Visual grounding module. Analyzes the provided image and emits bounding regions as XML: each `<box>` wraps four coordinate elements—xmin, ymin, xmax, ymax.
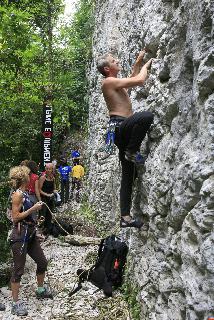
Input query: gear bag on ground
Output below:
<box><xmin>69</xmin><ymin>235</ymin><xmax>128</xmax><ymax>297</ymax></box>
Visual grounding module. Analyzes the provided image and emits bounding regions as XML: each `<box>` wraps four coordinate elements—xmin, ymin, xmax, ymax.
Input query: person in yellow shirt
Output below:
<box><xmin>71</xmin><ymin>159</ymin><xmax>84</xmax><ymax>202</ymax></box>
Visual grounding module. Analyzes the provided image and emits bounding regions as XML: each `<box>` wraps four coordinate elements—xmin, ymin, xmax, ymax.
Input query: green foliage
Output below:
<box><xmin>121</xmin><ymin>281</ymin><xmax>141</xmax><ymax>320</ymax></box>
<box><xmin>53</xmin><ymin>0</ymin><xmax>94</xmax><ymax>129</ymax></box>
<box><xmin>0</xmin><ymin>0</ymin><xmax>94</xmax><ymax>168</ymax></box>
<box><xmin>0</xmin><ymin>0</ymin><xmax>63</xmax><ymax>172</ymax></box>
<box><xmin>0</xmin><ymin>223</ymin><xmax>10</xmax><ymax>264</ymax></box>
<box><xmin>0</xmin><ymin>0</ymin><xmax>94</xmax><ymax>263</ymax></box>
<box><xmin>75</xmin><ymin>198</ymin><xmax>96</xmax><ymax>223</ymax></box>
<box><xmin>94</xmin><ymin>296</ymin><xmax>130</xmax><ymax>320</ymax></box>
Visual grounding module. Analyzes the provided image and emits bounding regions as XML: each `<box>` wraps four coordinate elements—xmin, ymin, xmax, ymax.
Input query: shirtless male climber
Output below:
<box><xmin>97</xmin><ymin>49</ymin><xmax>154</xmax><ymax>228</ymax></box>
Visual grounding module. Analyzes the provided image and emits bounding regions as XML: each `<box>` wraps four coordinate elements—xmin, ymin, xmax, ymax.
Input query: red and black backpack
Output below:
<box><xmin>70</xmin><ymin>235</ymin><xmax>128</xmax><ymax>297</ymax></box>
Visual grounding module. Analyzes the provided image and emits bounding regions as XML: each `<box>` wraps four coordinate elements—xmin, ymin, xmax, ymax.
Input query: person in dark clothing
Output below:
<box><xmin>39</xmin><ymin>163</ymin><xmax>56</xmax><ymax>235</ymax></box>
<box><xmin>26</xmin><ymin>160</ymin><xmax>41</xmax><ymax>222</ymax></box>
<box><xmin>58</xmin><ymin>158</ymin><xmax>71</xmax><ymax>204</ymax></box>
<box><xmin>97</xmin><ymin>49</ymin><xmax>154</xmax><ymax>228</ymax></box>
<box><xmin>9</xmin><ymin>165</ymin><xmax>52</xmax><ymax>316</ymax></box>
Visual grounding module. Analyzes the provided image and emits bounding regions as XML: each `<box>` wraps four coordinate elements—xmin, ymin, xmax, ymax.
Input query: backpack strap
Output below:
<box><xmin>93</xmin><ymin>238</ymin><xmax>105</xmax><ymax>268</ymax></box>
<box><xmin>16</xmin><ymin>189</ymin><xmax>25</xmax><ymax>212</ymax></box>
<box><xmin>69</xmin><ymin>269</ymin><xmax>89</xmax><ymax>297</ymax></box>
<box><xmin>69</xmin><ymin>281</ymin><xmax>82</xmax><ymax>297</ymax></box>
<box><xmin>97</xmin><ymin>238</ymin><xmax>105</xmax><ymax>258</ymax></box>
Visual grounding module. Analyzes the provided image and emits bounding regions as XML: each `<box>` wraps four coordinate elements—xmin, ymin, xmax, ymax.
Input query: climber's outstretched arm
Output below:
<box><xmin>130</xmin><ymin>50</ymin><xmax>146</xmax><ymax>77</ymax></box>
<box><xmin>103</xmin><ymin>59</ymin><xmax>153</xmax><ymax>90</ymax></box>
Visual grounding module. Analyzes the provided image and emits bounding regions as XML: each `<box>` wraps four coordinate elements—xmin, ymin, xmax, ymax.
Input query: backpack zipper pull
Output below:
<box><xmin>114</xmin><ymin>259</ymin><xmax>119</xmax><ymax>269</ymax></box>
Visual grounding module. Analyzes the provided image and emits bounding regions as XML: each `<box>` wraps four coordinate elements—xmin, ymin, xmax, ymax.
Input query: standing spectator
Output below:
<box><xmin>71</xmin><ymin>150</ymin><xmax>80</xmax><ymax>159</ymax></box>
<box><xmin>26</xmin><ymin>161</ymin><xmax>41</xmax><ymax>220</ymax></box>
<box><xmin>9</xmin><ymin>165</ymin><xmax>52</xmax><ymax>316</ymax></box>
<box><xmin>71</xmin><ymin>159</ymin><xmax>84</xmax><ymax>202</ymax></box>
<box><xmin>58</xmin><ymin>158</ymin><xmax>71</xmax><ymax>204</ymax></box>
<box><xmin>39</xmin><ymin>163</ymin><xmax>56</xmax><ymax>235</ymax></box>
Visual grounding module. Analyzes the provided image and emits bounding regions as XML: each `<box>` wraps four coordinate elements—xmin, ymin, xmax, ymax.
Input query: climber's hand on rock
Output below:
<box><xmin>144</xmin><ymin>58</ymin><xmax>153</xmax><ymax>70</ymax></box>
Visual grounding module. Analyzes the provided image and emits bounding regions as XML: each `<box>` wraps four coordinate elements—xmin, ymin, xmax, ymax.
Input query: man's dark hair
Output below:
<box><xmin>27</xmin><ymin>160</ymin><xmax>38</xmax><ymax>174</ymax></box>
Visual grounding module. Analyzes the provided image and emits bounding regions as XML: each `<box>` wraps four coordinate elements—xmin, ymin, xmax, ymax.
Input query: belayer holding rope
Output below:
<box><xmin>97</xmin><ymin>49</ymin><xmax>154</xmax><ymax>228</ymax></box>
<box><xmin>9</xmin><ymin>165</ymin><xmax>52</xmax><ymax>317</ymax></box>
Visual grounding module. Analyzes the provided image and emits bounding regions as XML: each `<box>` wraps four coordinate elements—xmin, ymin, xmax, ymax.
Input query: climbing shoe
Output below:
<box><xmin>36</xmin><ymin>286</ymin><xmax>53</xmax><ymax>300</ymax></box>
<box><xmin>0</xmin><ymin>303</ymin><xmax>5</xmax><ymax>311</ymax></box>
<box><xmin>125</xmin><ymin>151</ymin><xmax>146</xmax><ymax>165</ymax></box>
<box><xmin>120</xmin><ymin>217</ymin><xmax>143</xmax><ymax>229</ymax></box>
<box><xmin>11</xmin><ymin>301</ymin><xmax>28</xmax><ymax>316</ymax></box>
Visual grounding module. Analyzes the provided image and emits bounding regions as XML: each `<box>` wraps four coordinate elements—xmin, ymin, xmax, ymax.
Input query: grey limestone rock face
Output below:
<box><xmin>86</xmin><ymin>0</ymin><xmax>214</xmax><ymax>319</ymax></box>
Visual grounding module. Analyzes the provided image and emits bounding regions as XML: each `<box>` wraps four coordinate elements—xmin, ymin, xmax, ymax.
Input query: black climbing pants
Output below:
<box><xmin>61</xmin><ymin>179</ymin><xmax>70</xmax><ymax>203</ymax></box>
<box><xmin>113</xmin><ymin>111</ymin><xmax>154</xmax><ymax>216</ymax></box>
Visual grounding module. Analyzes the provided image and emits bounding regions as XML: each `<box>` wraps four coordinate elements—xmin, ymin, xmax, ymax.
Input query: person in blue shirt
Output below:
<box><xmin>58</xmin><ymin>158</ymin><xmax>71</xmax><ymax>204</ymax></box>
<box><xmin>71</xmin><ymin>150</ymin><xmax>80</xmax><ymax>159</ymax></box>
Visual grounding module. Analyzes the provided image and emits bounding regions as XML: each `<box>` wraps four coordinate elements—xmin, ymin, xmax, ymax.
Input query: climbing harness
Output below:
<box><xmin>9</xmin><ymin>193</ymin><xmax>44</xmax><ymax>255</ymax></box>
<box><xmin>97</xmin><ymin>118</ymin><xmax>124</xmax><ymax>160</ymax></box>
<box><xmin>97</xmin><ymin>121</ymin><xmax>117</xmax><ymax>159</ymax></box>
<box><xmin>105</xmin><ymin>121</ymin><xmax>117</xmax><ymax>155</ymax></box>
<box><xmin>9</xmin><ymin>222</ymin><xmax>37</xmax><ymax>255</ymax></box>
<box><xmin>10</xmin><ymin>216</ymin><xmax>45</xmax><ymax>251</ymax></box>
<box><xmin>20</xmin><ymin>225</ymin><xmax>28</xmax><ymax>255</ymax></box>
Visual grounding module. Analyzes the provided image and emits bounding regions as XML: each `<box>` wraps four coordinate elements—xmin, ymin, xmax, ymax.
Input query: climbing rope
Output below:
<box><xmin>41</xmin><ymin>202</ymin><xmax>72</xmax><ymax>236</ymax></box>
<box><xmin>40</xmin><ymin>202</ymin><xmax>97</xmax><ymax>300</ymax></box>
